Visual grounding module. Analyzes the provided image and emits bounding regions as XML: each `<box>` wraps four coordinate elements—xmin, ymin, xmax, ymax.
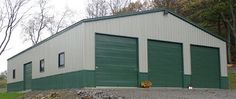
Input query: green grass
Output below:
<box><xmin>0</xmin><ymin>92</ymin><xmax>24</xmax><ymax>99</ymax></box>
<box><xmin>0</xmin><ymin>79</ymin><xmax>7</xmax><ymax>93</ymax></box>
<box><xmin>228</xmin><ymin>72</ymin><xmax>236</xmax><ymax>89</ymax></box>
<box><xmin>0</xmin><ymin>88</ymin><xmax>6</xmax><ymax>93</ymax></box>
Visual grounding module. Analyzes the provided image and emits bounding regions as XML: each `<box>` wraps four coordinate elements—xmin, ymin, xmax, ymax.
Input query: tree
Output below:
<box><xmin>219</xmin><ymin>0</ymin><xmax>236</xmax><ymax>45</ymax></box>
<box><xmin>219</xmin><ymin>0</ymin><xmax>236</xmax><ymax>63</ymax></box>
<box><xmin>86</xmin><ymin>0</ymin><xmax>152</xmax><ymax>17</ymax></box>
<box><xmin>22</xmin><ymin>0</ymin><xmax>76</xmax><ymax>45</ymax></box>
<box><xmin>46</xmin><ymin>8</ymin><xmax>75</xmax><ymax>35</ymax></box>
<box><xmin>184</xmin><ymin>0</ymin><xmax>236</xmax><ymax>63</ymax></box>
<box><xmin>151</xmin><ymin>0</ymin><xmax>178</xmax><ymax>11</ymax></box>
<box><xmin>117</xmin><ymin>0</ymin><xmax>152</xmax><ymax>14</ymax></box>
<box><xmin>108</xmin><ymin>0</ymin><xmax>130</xmax><ymax>15</ymax></box>
<box><xmin>0</xmin><ymin>70</ymin><xmax>7</xmax><ymax>88</ymax></box>
<box><xmin>0</xmin><ymin>70</ymin><xmax>7</xmax><ymax>80</ymax></box>
<box><xmin>0</xmin><ymin>0</ymin><xmax>31</xmax><ymax>55</ymax></box>
<box><xmin>22</xmin><ymin>0</ymin><xmax>52</xmax><ymax>45</ymax></box>
<box><xmin>86</xmin><ymin>0</ymin><xmax>109</xmax><ymax>18</ymax></box>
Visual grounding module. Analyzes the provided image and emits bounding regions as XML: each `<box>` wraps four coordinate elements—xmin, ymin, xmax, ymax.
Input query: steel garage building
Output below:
<box><xmin>7</xmin><ymin>9</ymin><xmax>228</xmax><ymax>91</ymax></box>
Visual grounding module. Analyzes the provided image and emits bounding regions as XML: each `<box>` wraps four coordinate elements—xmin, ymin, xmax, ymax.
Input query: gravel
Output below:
<box><xmin>23</xmin><ymin>88</ymin><xmax>236</xmax><ymax>99</ymax></box>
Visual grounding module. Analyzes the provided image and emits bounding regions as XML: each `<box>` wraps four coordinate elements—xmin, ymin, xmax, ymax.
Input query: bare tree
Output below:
<box><xmin>46</xmin><ymin>8</ymin><xmax>76</xmax><ymax>35</ymax></box>
<box><xmin>22</xmin><ymin>0</ymin><xmax>76</xmax><ymax>45</ymax></box>
<box><xmin>120</xmin><ymin>0</ymin><xmax>153</xmax><ymax>13</ymax></box>
<box><xmin>86</xmin><ymin>0</ymin><xmax>109</xmax><ymax>18</ymax></box>
<box><xmin>86</xmin><ymin>0</ymin><xmax>153</xmax><ymax>18</ymax></box>
<box><xmin>151</xmin><ymin>0</ymin><xmax>184</xmax><ymax>13</ymax></box>
<box><xmin>108</xmin><ymin>0</ymin><xmax>130</xmax><ymax>15</ymax></box>
<box><xmin>0</xmin><ymin>0</ymin><xmax>31</xmax><ymax>55</ymax></box>
<box><xmin>152</xmin><ymin>0</ymin><xmax>177</xmax><ymax>8</ymax></box>
<box><xmin>22</xmin><ymin>0</ymin><xmax>52</xmax><ymax>45</ymax></box>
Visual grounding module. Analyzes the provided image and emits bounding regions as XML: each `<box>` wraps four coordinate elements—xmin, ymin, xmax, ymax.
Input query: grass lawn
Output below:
<box><xmin>0</xmin><ymin>92</ymin><xmax>24</xmax><ymax>99</ymax></box>
<box><xmin>228</xmin><ymin>72</ymin><xmax>236</xmax><ymax>89</ymax></box>
<box><xmin>0</xmin><ymin>79</ymin><xmax>6</xmax><ymax>88</ymax></box>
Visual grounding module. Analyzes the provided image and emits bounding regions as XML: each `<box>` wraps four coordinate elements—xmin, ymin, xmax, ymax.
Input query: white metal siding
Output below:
<box><xmin>83</xmin><ymin>12</ymin><xmax>227</xmax><ymax>77</ymax></box>
<box><xmin>7</xmin><ymin>23</ymin><xmax>85</xmax><ymax>83</ymax></box>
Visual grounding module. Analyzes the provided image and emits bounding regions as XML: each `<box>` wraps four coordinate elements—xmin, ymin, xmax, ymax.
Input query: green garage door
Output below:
<box><xmin>95</xmin><ymin>34</ymin><xmax>138</xmax><ymax>87</ymax></box>
<box><xmin>148</xmin><ymin>40</ymin><xmax>183</xmax><ymax>87</ymax></box>
<box><xmin>24</xmin><ymin>62</ymin><xmax>32</xmax><ymax>90</ymax></box>
<box><xmin>191</xmin><ymin>45</ymin><xmax>220</xmax><ymax>88</ymax></box>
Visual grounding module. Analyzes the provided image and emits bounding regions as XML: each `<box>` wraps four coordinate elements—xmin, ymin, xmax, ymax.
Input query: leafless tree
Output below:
<box><xmin>108</xmin><ymin>0</ymin><xmax>130</xmax><ymax>15</ymax></box>
<box><xmin>119</xmin><ymin>0</ymin><xmax>153</xmax><ymax>14</ymax></box>
<box><xmin>86</xmin><ymin>0</ymin><xmax>153</xmax><ymax>17</ymax></box>
<box><xmin>22</xmin><ymin>0</ymin><xmax>76</xmax><ymax>45</ymax></box>
<box><xmin>0</xmin><ymin>0</ymin><xmax>31</xmax><ymax>55</ymax></box>
<box><xmin>86</xmin><ymin>0</ymin><xmax>109</xmax><ymax>18</ymax></box>
<box><xmin>22</xmin><ymin>0</ymin><xmax>52</xmax><ymax>45</ymax></box>
<box><xmin>152</xmin><ymin>0</ymin><xmax>177</xmax><ymax>8</ymax></box>
<box><xmin>46</xmin><ymin>8</ymin><xmax>76</xmax><ymax>35</ymax></box>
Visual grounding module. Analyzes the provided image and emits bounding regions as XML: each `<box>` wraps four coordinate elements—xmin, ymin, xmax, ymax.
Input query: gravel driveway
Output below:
<box><xmin>24</xmin><ymin>88</ymin><xmax>236</xmax><ymax>99</ymax></box>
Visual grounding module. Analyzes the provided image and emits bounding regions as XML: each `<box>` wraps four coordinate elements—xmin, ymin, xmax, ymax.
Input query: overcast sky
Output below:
<box><xmin>0</xmin><ymin>0</ymin><xmax>88</xmax><ymax>73</ymax></box>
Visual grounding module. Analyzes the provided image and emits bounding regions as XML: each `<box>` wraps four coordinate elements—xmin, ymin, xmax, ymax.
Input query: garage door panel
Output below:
<box><xmin>96</xmin><ymin>68</ymin><xmax>137</xmax><ymax>72</ymax></box>
<box><xmin>96</xmin><ymin>55</ymin><xmax>137</xmax><ymax>61</ymax></box>
<box><xmin>148</xmin><ymin>40</ymin><xmax>183</xmax><ymax>87</ymax></box>
<box><xmin>97</xmin><ymin>49</ymin><xmax>137</xmax><ymax>59</ymax></box>
<box><xmin>96</xmin><ymin>65</ymin><xmax>137</xmax><ymax>69</ymax></box>
<box><xmin>96</xmin><ymin>43</ymin><xmax>136</xmax><ymax>49</ymax></box>
<box><xmin>95</xmin><ymin>34</ymin><xmax>138</xmax><ymax>87</ymax></box>
<box><xmin>96</xmin><ymin>58</ymin><xmax>136</xmax><ymax>63</ymax></box>
<box><xmin>96</xmin><ymin>35</ymin><xmax>136</xmax><ymax>43</ymax></box>
<box><xmin>96</xmin><ymin>73</ymin><xmax>137</xmax><ymax>80</ymax></box>
<box><xmin>191</xmin><ymin>45</ymin><xmax>220</xmax><ymax>88</ymax></box>
<box><xmin>96</xmin><ymin>58</ymin><xmax>137</xmax><ymax>66</ymax></box>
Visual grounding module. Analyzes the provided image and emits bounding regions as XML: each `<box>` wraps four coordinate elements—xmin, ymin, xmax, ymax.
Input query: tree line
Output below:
<box><xmin>0</xmin><ymin>0</ymin><xmax>235</xmax><ymax>63</ymax></box>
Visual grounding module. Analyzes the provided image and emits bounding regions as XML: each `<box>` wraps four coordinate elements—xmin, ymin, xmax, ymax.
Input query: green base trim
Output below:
<box><xmin>8</xmin><ymin>71</ymin><xmax>228</xmax><ymax>91</ymax></box>
<box><xmin>183</xmin><ymin>75</ymin><xmax>191</xmax><ymax>88</ymax></box>
<box><xmin>8</xmin><ymin>70</ymin><xmax>95</xmax><ymax>91</ymax></box>
<box><xmin>220</xmin><ymin>77</ymin><xmax>229</xmax><ymax>89</ymax></box>
<box><xmin>32</xmin><ymin>70</ymin><xmax>94</xmax><ymax>90</ymax></box>
<box><xmin>82</xmin><ymin>70</ymin><xmax>95</xmax><ymax>87</ymax></box>
<box><xmin>7</xmin><ymin>81</ymin><xmax>24</xmax><ymax>92</ymax></box>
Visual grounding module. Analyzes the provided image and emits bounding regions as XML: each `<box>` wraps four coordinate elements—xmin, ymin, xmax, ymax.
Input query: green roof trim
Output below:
<box><xmin>8</xmin><ymin>8</ymin><xmax>226</xmax><ymax>60</ymax></box>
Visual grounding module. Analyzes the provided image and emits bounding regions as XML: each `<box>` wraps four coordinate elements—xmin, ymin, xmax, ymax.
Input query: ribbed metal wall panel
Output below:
<box><xmin>7</xmin><ymin>24</ymin><xmax>85</xmax><ymax>83</ymax></box>
<box><xmin>83</xmin><ymin>12</ymin><xmax>227</xmax><ymax>77</ymax></box>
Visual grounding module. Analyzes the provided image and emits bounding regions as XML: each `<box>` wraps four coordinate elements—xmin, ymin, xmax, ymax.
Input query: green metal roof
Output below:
<box><xmin>8</xmin><ymin>8</ymin><xmax>226</xmax><ymax>60</ymax></box>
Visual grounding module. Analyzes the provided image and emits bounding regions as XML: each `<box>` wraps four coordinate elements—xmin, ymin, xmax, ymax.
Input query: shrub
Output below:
<box><xmin>140</xmin><ymin>80</ymin><xmax>152</xmax><ymax>88</ymax></box>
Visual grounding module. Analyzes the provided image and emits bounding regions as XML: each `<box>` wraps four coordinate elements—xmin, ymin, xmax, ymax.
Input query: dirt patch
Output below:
<box><xmin>23</xmin><ymin>88</ymin><xmax>236</xmax><ymax>99</ymax></box>
<box><xmin>24</xmin><ymin>89</ymin><xmax>124</xmax><ymax>99</ymax></box>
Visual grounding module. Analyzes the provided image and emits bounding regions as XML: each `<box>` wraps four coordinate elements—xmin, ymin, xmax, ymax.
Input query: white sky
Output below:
<box><xmin>0</xmin><ymin>0</ymin><xmax>88</xmax><ymax>73</ymax></box>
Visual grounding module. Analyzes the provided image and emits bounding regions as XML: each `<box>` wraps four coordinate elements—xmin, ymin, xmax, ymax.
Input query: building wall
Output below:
<box><xmin>7</xmin><ymin>23</ymin><xmax>85</xmax><ymax>84</ymax></box>
<box><xmin>83</xmin><ymin>12</ymin><xmax>227</xmax><ymax>77</ymax></box>
<box><xmin>7</xmin><ymin>10</ymin><xmax>228</xmax><ymax>90</ymax></box>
